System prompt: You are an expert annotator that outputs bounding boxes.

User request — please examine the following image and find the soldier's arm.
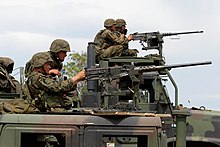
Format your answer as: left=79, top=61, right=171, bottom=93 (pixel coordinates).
left=104, top=30, right=129, bottom=45
left=49, top=69, right=61, bottom=77
left=36, top=70, right=86, bottom=93
left=36, top=75, right=76, bottom=93
left=71, top=70, right=86, bottom=85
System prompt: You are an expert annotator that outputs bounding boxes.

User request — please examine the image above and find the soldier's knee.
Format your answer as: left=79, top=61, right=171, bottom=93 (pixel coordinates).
left=115, top=45, right=124, bottom=53
left=128, top=49, right=139, bottom=56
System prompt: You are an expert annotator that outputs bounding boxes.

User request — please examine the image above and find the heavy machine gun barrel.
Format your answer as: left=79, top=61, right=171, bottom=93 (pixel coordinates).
left=132, top=30, right=203, bottom=41
left=86, top=61, right=212, bottom=80
left=131, top=30, right=204, bottom=56
left=161, top=30, right=203, bottom=37
left=136, top=61, right=212, bottom=71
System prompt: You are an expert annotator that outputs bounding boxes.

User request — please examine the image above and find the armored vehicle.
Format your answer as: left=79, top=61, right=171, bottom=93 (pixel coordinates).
left=0, top=31, right=219, bottom=147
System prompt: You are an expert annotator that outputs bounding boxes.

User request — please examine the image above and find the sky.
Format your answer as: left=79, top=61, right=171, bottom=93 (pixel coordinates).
left=0, top=0, right=219, bottom=110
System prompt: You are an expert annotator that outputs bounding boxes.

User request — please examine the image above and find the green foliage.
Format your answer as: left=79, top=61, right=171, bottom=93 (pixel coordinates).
left=64, top=52, right=87, bottom=77
left=64, top=52, right=87, bottom=96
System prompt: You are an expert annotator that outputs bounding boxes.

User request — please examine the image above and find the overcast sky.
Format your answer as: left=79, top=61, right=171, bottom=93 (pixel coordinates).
left=0, top=0, right=219, bottom=110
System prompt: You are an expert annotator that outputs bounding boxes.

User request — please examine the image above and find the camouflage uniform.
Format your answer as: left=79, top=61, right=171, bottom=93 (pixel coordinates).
left=24, top=39, right=70, bottom=78
left=26, top=52, right=76, bottom=112
left=49, top=39, right=71, bottom=70
left=0, top=57, right=21, bottom=94
left=94, top=19, right=129, bottom=62
left=49, top=51, right=63, bottom=71
left=27, top=70, right=76, bottom=112
left=115, top=19, right=138, bottom=56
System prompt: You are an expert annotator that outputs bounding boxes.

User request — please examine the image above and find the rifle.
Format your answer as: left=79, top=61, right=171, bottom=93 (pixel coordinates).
left=86, top=61, right=211, bottom=81
left=131, top=31, right=203, bottom=56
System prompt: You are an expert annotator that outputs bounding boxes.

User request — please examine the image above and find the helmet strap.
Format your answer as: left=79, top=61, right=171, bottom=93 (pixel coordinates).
left=51, top=52, right=61, bottom=62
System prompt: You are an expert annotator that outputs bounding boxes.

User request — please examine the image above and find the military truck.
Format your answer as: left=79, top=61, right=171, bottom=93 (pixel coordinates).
left=0, top=30, right=219, bottom=147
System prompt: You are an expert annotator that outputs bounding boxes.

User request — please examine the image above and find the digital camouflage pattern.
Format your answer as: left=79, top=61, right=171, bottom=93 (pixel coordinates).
left=30, top=52, right=53, bottom=68
left=116, top=19, right=127, bottom=28
left=49, top=39, right=71, bottom=53
left=0, top=57, right=14, bottom=73
left=25, top=39, right=70, bottom=77
left=104, top=18, right=116, bottom=27
left=115, top=19, right=138, bottom=56
left=25, top=51, right=63, bottom=78
left=114, top=31, right=138, bottom=56
left=94, top=28, right=129, bottom=62
left=49, top=51, right=63, bottom=71
left=0, top=57, right=21, bottom=94
left=26, top=71, right=76, bottom=112
left=0, top=29, right=218, bottom=147
left=24, top=52, right=76, bottom=112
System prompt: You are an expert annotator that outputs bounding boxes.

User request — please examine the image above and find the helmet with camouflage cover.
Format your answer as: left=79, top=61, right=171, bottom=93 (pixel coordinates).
left=0, top=57, right=14, bottom=73
left=116, top=19, right=127, bottom=28
left=104, top=18, right=116, bottom=27
left=49, top=39, right=70, bottom=53
left=31, top=52, right=53, bottom=68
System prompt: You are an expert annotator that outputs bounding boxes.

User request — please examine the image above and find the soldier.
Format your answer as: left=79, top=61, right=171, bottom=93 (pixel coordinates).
left=0, top=57, right=21, bottom=94
left=49, top=39, right=70, bottom=71
left=115, top=18, right=128, bottom=35
left=94, top=18, right=134, bottom=63
left=25, top=39, right=70, bottom=78
left=115, top=18, right=139, bottom=56
left=25, top=52, right=86, bottom=112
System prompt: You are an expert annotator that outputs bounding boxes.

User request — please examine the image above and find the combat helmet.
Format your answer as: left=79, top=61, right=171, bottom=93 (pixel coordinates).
left=49, top=39, right=70, bottom=53
left=0, top=57, right=14, bottom=73
left=116, top=19, right=127, bottom=28
left=31, top=52, right=53, bottom=68
left=104, top=18, right=116, bottom=27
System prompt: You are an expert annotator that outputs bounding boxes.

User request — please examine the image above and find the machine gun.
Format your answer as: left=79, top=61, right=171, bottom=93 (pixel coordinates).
left=85, top=61, right=211, bottom=110
left=86, top=61, right=211, bottom=81
left=131, top=31, right=203, bottom=56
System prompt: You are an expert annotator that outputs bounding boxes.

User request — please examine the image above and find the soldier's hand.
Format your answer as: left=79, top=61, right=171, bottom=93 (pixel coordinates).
left=120, top=34, right=125, bottom=39
left=127, top=34, right=134, bottom=41
left=49, top=69, right=61, bottom=77
left=71, top=70, right=86, bottom=83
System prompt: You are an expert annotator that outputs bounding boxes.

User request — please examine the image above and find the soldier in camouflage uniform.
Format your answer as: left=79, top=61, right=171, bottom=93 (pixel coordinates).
left=94, top=18, right=134, bottom=63
left=25, top=52, right=86, bottom=112
left=48, top=39, right=70, bottom=71
left=24, top=39, right=70, bottom=78
left=115, top=19, right=139, bottom=56
left=0, top=57, right=21, bottom=94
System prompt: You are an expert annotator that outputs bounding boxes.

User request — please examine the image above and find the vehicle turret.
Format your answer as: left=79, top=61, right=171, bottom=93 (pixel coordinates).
left=81, top=30, right=215, bottom=147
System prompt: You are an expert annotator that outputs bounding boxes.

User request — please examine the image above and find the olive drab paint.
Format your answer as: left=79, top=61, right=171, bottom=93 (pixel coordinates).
left=0, top=30, right=219, bottom=147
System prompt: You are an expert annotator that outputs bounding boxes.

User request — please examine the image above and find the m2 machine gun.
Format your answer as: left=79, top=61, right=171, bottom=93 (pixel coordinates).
left=0, top=30, right=217, bottom=147
left=81, top=29, right=217, bottom=147
left=132, top=31, right=203, bottom=56
left=85, top=61, right=211, bottom=110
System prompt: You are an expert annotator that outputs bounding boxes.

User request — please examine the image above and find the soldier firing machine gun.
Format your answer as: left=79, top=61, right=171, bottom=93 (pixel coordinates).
left=131, top=31, right=203, bottom=56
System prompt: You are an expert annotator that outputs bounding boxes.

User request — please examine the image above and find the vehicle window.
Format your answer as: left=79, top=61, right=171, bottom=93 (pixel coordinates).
left=102, top=135, right=148, bottom=147
left=0, top=124, right=78, bottom=147
left=21, top=133, right=66, bottom=147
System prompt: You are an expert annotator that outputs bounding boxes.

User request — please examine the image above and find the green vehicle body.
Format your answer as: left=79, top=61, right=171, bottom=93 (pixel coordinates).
left=0, top=30, right=219, bottom=147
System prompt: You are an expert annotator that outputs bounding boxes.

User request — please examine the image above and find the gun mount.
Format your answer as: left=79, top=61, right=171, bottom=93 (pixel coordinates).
left=84, top=39, right=211, bottom=110
left=132, top=31, right=203, bottom=56
left=81, top=33, right=215, bottom=147
left=85, top=61, right=211, bottom=111
left=0, top=30, right=219, bottom=147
